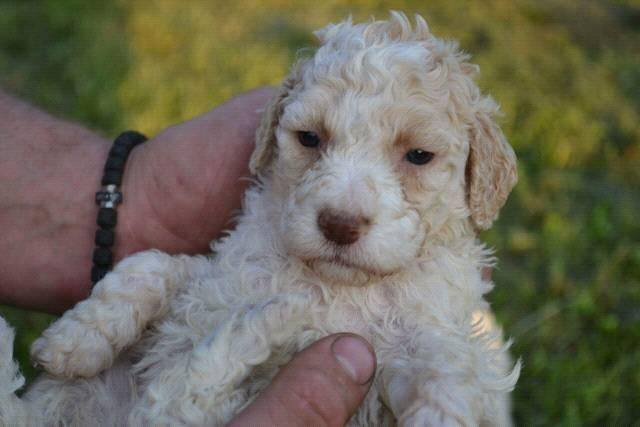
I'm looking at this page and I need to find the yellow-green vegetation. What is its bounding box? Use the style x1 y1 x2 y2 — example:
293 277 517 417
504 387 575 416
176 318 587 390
1 0 638 424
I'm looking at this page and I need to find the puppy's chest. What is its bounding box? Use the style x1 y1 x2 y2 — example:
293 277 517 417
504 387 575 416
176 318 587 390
160 259 481 358
302 278 483 341
309 288 417 343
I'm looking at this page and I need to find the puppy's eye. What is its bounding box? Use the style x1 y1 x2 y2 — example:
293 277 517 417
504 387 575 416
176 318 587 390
297 131 321 148
405 149 434 165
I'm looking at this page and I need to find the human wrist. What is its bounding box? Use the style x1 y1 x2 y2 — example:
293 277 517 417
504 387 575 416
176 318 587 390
91 131 148 285
0 117 111 312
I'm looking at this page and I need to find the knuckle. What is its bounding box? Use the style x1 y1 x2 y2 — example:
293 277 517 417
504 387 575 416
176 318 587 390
284 368 350 426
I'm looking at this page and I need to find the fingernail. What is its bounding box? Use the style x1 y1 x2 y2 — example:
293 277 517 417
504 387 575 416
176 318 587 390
331 335 375 385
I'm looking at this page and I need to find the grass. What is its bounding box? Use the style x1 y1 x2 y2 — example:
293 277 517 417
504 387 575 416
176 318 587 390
1 0 639 424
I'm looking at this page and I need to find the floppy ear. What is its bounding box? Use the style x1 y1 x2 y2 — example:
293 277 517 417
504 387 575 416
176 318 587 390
466 98 518 230
249 66 303 176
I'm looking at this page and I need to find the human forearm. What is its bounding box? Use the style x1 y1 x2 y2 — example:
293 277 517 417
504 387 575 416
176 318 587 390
0 90 109 313
0 87 273 314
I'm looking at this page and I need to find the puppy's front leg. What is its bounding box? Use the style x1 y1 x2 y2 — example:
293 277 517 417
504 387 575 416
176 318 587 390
132 292 316 426
380 330 520 427
31 250 212 378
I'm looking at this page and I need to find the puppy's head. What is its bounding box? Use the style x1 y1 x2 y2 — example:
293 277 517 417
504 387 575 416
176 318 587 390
251 12 517 283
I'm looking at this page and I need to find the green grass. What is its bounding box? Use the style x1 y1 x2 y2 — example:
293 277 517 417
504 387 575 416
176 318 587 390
1 0 639 424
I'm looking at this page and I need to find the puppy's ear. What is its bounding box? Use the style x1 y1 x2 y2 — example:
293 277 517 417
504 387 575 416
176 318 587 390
466 98 518 230
249 66 303 175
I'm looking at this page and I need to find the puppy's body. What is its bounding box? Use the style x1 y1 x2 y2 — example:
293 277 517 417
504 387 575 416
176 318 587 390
1 13 519 426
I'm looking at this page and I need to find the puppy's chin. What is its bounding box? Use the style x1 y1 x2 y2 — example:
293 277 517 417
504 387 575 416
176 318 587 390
308 259 376 286
304 255 400 286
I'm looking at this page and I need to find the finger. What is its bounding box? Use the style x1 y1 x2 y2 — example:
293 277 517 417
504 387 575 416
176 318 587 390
228 334 376 427
187 86 276 144
481 266 492 281
116 87 276 258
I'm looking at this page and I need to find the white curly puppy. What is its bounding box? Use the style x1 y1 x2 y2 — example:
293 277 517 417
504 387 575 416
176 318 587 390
0 12 520 426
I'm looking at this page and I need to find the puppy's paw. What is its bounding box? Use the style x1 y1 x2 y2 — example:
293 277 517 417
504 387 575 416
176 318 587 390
30 250 178 379
31 317 113 378
29 270 129 378
30 271 141 378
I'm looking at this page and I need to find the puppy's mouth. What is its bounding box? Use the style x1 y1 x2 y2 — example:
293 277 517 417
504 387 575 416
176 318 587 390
318 254 364 270
304 253 396 280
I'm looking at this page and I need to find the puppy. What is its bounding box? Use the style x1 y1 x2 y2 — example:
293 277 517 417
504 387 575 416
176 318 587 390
0 12 520 426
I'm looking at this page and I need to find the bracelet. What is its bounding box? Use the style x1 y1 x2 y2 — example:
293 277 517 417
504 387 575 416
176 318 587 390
91 131 147 286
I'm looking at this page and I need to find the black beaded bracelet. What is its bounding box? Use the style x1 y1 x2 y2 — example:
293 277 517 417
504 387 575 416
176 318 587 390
91 131 147 286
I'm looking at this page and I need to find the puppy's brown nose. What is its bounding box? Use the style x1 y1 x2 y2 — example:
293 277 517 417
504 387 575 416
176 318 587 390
317 209 369 245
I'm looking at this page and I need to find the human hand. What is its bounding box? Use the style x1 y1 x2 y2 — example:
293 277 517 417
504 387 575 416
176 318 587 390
115 87 274 259
0 87 273 312
228 334 376 427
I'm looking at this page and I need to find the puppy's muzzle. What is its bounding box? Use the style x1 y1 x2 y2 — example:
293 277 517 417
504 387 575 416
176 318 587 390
317 208 371 245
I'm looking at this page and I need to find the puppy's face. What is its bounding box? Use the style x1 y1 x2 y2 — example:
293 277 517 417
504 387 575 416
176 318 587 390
274 76 468 281
251 14 517 284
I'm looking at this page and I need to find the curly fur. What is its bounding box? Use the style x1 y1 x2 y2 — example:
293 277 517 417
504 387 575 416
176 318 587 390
1 12 520 426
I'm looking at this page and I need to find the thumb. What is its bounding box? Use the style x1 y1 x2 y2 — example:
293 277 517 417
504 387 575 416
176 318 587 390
228 334 376 427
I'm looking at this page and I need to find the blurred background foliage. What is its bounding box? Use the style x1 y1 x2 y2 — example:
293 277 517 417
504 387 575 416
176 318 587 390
1 0 639 424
